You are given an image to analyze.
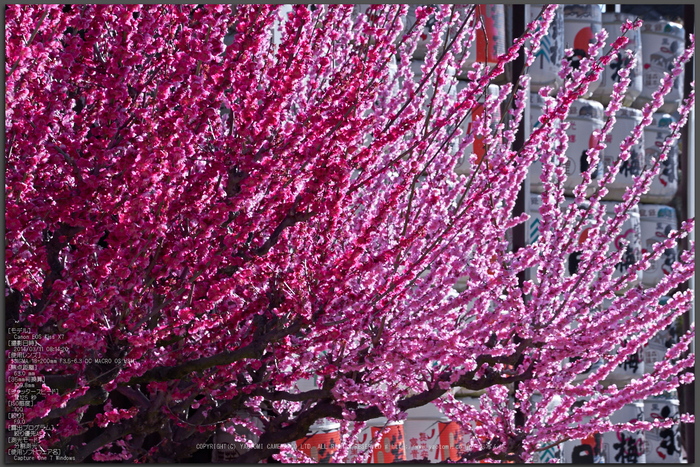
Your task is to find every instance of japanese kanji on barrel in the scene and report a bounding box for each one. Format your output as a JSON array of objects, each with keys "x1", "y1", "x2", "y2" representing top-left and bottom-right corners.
[
  {"x1": 295, "y1": 419, "x2": 341, "y2": 463},
  {"x1": 404, "y1": 403, "x2": 464, "y2": 462},
  {"x1": 643, "y1": 297, "x2": 681, "y2": 374},
  {"x1": 528, "y1": 4, "x2": 565, "y2": 92},
  {"x1": 639, "y1": 113, "x2": 679, "y2": 204},
  {"x1": 602, "y1": 201, "x2": 643, "y2": 292},
  {"x1": 601, "y1": 107, "x2": 645, "y2": 202},
  {"x1": 528, "y1": 91, "x2": 563, "y2": 193},
  {"x1": 643, "y1": 395, "x2": 683, "y2": 462},
  {"x1": 562, "y1": 99, "x2": 605, "y2": 195},
  {"x1": 601, "y1": 402, "x2": 646, "y2": 464},
  {"x1": 562, "y1": 401, "x2": 605, "y2": 464},
  {"x1": 563, "y1": 4, "x2": 603, "y2": 98},
  {"x1": 454, "y1": 82, "x2": 500, "y2": 175},
  {"x1": 591, "y1": 13, "x2": 644, "y2": 107},
  {"x1": 349, "y1": 418, "x2": 406, "y2": 463},
  {"x1": 639, "y1": 204, "x2": 678, "y2": 288},
  {"x1": 633, "y1": 20, "x2": 685, "y2": 114}
]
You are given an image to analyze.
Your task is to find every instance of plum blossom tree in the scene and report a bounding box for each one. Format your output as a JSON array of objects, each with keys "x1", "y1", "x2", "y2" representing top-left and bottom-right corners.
[{"x1": 4, "y1": 4, "x2": 695, "y2": 463}]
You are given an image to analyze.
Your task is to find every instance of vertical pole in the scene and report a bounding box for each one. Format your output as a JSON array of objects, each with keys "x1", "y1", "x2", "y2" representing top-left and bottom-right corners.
[
  {"x1": 510, "y1": 5, "x2": 529, "y2": 447},
  {"x1": 511, "y1": 5, "x2": 530, "y2": 286}
]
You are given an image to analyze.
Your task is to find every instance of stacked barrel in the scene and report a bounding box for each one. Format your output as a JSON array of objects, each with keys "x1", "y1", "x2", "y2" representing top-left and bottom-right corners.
[
  {"x1": 527, "y1": 5, "x2": 686, "y2": 463},
  {"x1": 220, "y1": 6, "x2": 688, "y2": 464}
]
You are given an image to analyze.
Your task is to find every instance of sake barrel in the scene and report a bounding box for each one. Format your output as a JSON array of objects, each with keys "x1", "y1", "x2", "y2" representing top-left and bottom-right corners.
[
  {"x1": 601, "y1": 107, "x2": 645, "y2": 201},
  {"x1": 563, "y1": 400, "x2": 605, "y2": 463},
  {"x1": 405, "y1": 5, "x2": 441, "y2": 60},
  {"x1": 591, "y1": 13, "x2": 644, "y2": 106},
  {"x1": 528, "y1": 91, "x2": 565, "y2": 193},
  {"x1": 457, "y1": 5, "x2": 506, "y2": 80},
  {"x1": 454, "y1": 82, "x2": 500, "y2": 175},
  {"x1": 601, "y1": 402, "x2": 646, "y2": 464},
  {"x1": 639, "y1": 204, "x2": 678, "y2": 288},
  {"x1": 351, "y1": 418, "x2": 406, "y2": 463},
  {"x1": 643, "y1": 397, "x2": 682, "y2": 462},
  {"x1": 634, "y1": 21, "x2": 685, "y2": 114},
  {"x1": 404, "y1": 403, "x2": 463, "y2": 463},
  {"x1": 212, "y1": 413, "x2": 264, "y2": 462},
  {"x1": 602, "y1": 201, "x2": 643, "y2": 291},
  {"x1": 295, "y1": 418, "x2": 341, "y2": 463},
  {"x1": 639, "y1": 113, "x2": 679, "y2": 204},
  {"x1": 528, "y1": 5, "x2": 565, "y2": 92},
  {"x1": 528, "y1": 196, "x2": 596, "y2": 280},
  {"x1": 530, "y1": 394, "x2": 564, "y2": 463},
  {"x1": 643, "y1": 297, "x2": 681, "y2": 374},
  {"x1": 607, "y1": 340, "x2": 645, "y2": 385},
  {"x1": 562, "y1": 99, "x2": 605, "y2": 195},
  {"x1": 354, "y1": 5, "x2": 405, "y2": 46},
  {"x1": 563, "y1": 434, "x2": 605, "y2": 463},
  {"x1": 410, "y1": 60, "x2": 458, "y2": 104},
  {"x1": 563, "y1": 4, "x2": 603, "y2": 97}
]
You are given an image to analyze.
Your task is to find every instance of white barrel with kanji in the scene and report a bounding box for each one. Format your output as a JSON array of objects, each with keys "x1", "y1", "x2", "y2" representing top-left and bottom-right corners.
[
  {"x1": 410, "y1": 60, "x2": 459, "y2": 164},
  {"x1": 639, "y1": 204, "x2": 678, "y2": 288},
  {"x1": 410, "y1": 60, "x2": 457, "y2": 104},
  {"x1": 602, "y1": 402, "x2": 646, "y2": 464},
  {"x1": 454, "y1": 82, "x2": 500, "y2": 175},
  {"x1": 405, "y1": 5, "x2": 440, "y2": 60},
  {"x1": 528, "y1": 196, "x2": 595, "y2": 280},
  {"x1": 563, "y1": 4, "x2": 603, "y2": 98},
  {"x1": 354, "y1": 5, "x2": 405, "y2": 46},
  {"x1": 640, "y1": 113, "x2": 679, "y2": 204},
  {"x1": 350, "y1": 418, "x2": 406, "y2": 463},
  {"x1": 591, "y1": 13, "x2": 643, "y2": 106},
  {"x1": 457, "y1": 5, "x2": 506, "y2": 80},
  {"x1": 528, "y1": 4, "x2": 565, "y2": 92},
  {"x1": 634, "y1": 21, "x2": 685, "y2": 114},
  {"x1": 643, "y1": 297, "x2": 681, "y2": 374},
  {"x1": 607, "y1": 341, "x2": 645, "y2": 385},
  {"x1": 562, "y1": 99, "x2": 605, "y2": 195},
  {"x1": 530, "y1": 394, "x2": 563, "y2": 463},
  {"x1": 404, "y1": 403, "x2": 463, "y2": 463},
  {"x1": 528, "y1": 91, "x2": 562, "y2": 193},
  {"x1": 643, "y1": 397, "x2": 682, "y2": 462},
  {"x1": 602, "y1": 201, "x2": 643, "y2": 291},
  {"x1": 212, "y1": 413, "x2": 265, "y2": 462},
  {"x1": 601, "y1": 107, "x2": 645, "y2": 202},
  {"x1": 563, "y1": 400, "x2": 605, "y2": 463},
  {"x1": 294, "y1": 418, "x2": 341, "y2": 463}
]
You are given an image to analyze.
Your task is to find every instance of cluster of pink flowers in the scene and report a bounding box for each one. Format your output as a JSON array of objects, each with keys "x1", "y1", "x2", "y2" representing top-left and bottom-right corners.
[{"x1": 5, "y1": 4, "x2": 694, "y2": 463}]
